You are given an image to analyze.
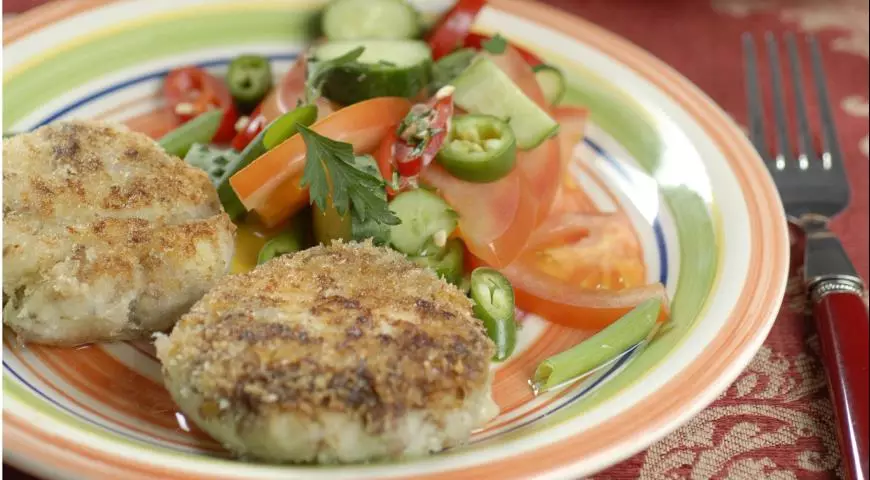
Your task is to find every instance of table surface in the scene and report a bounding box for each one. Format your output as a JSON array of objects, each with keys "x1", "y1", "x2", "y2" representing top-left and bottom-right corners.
[{"x1": 3, "y1": 0, "x2": 868, "y2": 478}]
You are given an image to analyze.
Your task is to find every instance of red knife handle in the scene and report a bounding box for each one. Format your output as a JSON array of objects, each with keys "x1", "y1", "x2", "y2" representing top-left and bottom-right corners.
[{"x1": 811, "y1": 280, "x2": 869, "y2": 480}]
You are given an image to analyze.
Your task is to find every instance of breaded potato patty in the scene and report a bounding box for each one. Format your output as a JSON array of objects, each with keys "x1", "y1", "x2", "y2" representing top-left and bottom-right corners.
[
  {"x1": 156, "y1": 241, "x2": 498, "y2": 463},
  {"x1": 2, "y1": 121, "x2": 235, "y2": 345}
]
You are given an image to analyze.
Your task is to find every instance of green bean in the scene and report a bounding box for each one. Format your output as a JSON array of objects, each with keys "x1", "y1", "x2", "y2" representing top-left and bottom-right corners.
[
  {"x1": 263, "y1": 104, "x2": 318, "y2": 150},
  {"x1": 532, "y1": 298, "x2": 663, "y2": 393}
]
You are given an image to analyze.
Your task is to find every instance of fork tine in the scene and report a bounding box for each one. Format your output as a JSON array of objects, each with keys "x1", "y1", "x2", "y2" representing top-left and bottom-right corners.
[
  {"x1": 742, "y1": 33, "x2": 769, "y2": 162},
  {"x1": 808, "y1": 35, "x2": 841, "y2": 170},
  {"x1": 765, "y1": 32, "x2": 791, "y2": 170},
  {"x1": 785, "y1": 33, "x2": 814, "y2": 170}
]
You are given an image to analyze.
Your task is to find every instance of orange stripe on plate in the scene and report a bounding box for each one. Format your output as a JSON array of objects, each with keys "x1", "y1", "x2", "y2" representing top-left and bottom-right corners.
[
  {"x1": 4, "y1": 340, "x2": 214, "y2": 450},
  {"x1": 44, "y1": 345, "x2": 219, "y2": 446},
  {"x1": 21, "y1": 341, "x2": 219, "y2": 449},
  {"x1": 3, "y1": 413, "x2": 219, "y2": 480},
  {"x1": 3, "y1": 0, "x2": 118, "y2": 45}
]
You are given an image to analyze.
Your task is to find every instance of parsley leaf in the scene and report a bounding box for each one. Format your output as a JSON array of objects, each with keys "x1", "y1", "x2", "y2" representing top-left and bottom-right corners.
[
  {"x1": 298, "y1": 124, "x2": 399, "y2": 227},
  {"x1": 305, "y1": 46, "x2": 365, "y2": 104},
  {"x1": 352, "y1": 215, "x2": 391, "y2": 246},
  {"x1": 482, "y1": 34, "x2": 507, "y2": 55}
]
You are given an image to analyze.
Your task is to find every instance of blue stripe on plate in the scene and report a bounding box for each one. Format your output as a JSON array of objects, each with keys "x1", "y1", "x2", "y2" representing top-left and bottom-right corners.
[{"x1": 584, "y1": 138, "x2": 669, "y2": 284}]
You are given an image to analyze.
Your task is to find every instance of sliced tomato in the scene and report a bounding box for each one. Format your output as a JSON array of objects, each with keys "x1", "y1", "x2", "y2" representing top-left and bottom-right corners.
[
  {"x1": 376, "y1": 92, "x2": 454, "y2": 188},
  {"x1": 230, "y1": 97, "x2": 412, "y2": 227},
  {"x1": 420, "y1": 163, "x2": 536, "y2": 268},
  {"x1": 521, "y1": 214, "x2": 644, "y2": 281},
  {"x1": 230, "y1": 104, "x2": 267, "y2": 151},
  {"x1": 485, "y1": 46, "x2": 548, "y2": 109},
  {"x1": 375, "y1": 128, "x2": 397, "y2": 182},
  {"x1": 426, "y1": 0, "x2": 487, "y2": 59},
  {"x1": 510, "y1": 275, "x2": 668, "y2": 332},
  {"x1": 553, "y1": 106, "x2": 588, "y2": 164},
  {"x1": 394, "y1": 93, "x2": 454, "y2": 177},
  {"x1": 549, "y1": 180, "x2": 599, "y2": 216},
  {"x1": 517, "y1": 138, "x2": 561, "y2": 223},
  {"x1": 494, "y1": 213, "x2": 667, "y2": 331},
  {"x1": 374, "y1": 128, "x2": 413, "y2": 197},
  {"x1": 163, "y1": 66, "x2": 239, "y2": 142},
  {"x1": 487, "y1": 51, "x2": 567, "y2": 223},
  {"x1": 260, "y1": 55, "x2": 337, "y2": 124},
  {"x1": 547, "y1": 106, "x2": 598, "y2": 215},
  {"x1": 464, "y1": 33, "x2": 544, "y2": 67}
]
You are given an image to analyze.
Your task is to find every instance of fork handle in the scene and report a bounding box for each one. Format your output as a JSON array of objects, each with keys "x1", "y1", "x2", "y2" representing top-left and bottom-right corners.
[{"x1": 810, "y1": 278, "x2": 869, "y2": 480}]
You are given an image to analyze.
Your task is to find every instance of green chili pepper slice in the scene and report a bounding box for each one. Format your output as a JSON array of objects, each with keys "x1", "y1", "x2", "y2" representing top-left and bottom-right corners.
[
  {"x1": 470, "y1": 267, "x2": 517, "y2": 361},
  {"x1": 217, "y1": 104, "x2": 318, "y2": 219},
  {"x1": 410, "y1": 238, "x2": 465, "y2": 286},
  {"x1": 226, "y1": 55, "x2": 273, "y2": 108},
  {"x1": 436, "y1": 114, "x2": 517, "y2": 183},
  {"x1": 256, "y1": 212, "x2": 311, "y2": 265},
  {"x1": 257, "y1": 232, "x2": 302, "y2": 265}
]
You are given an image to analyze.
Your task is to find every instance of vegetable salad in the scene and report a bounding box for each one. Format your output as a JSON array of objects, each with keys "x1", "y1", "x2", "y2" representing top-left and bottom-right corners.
[{"x1": 154, "y1": 0, "x2": 669, "y2": 386}]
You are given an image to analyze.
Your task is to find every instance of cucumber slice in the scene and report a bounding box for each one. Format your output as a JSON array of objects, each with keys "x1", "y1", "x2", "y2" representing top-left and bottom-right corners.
[
  {"x1": 322, "y1": 0, "x2": 420, "y2": 40},
  {"x1": 451, "y1": 56, "x2": 559, "y2": 150},
  {"x1": 533, "y1": 64, "x2": 565, "y2": 106},
  {"x1": 388, "y1": 189, "x2": 457, "y2": 255},
  {"x1": 312, "y1": 40, "x2": 432, "y2": 105},
  {"x1": 430, "y1": 48, "x2": 476, "y2": 92}
]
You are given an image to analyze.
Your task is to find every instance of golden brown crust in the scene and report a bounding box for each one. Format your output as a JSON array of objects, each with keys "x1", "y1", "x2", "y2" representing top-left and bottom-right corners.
[
  {"x1": 3, "y1": 120, "x2": 219, "y2": 222},
  {"x1": 2, "y1": 121, "x2": 235, "y2": 345},
  {"x1": 162, "y1": 242, "x2": 494, "y2": 433}
]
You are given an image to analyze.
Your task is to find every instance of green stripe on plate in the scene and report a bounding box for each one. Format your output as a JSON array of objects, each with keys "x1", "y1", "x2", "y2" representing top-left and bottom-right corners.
[{"x1": 3, "y1": 6, "x2": 320, "y2": 125}]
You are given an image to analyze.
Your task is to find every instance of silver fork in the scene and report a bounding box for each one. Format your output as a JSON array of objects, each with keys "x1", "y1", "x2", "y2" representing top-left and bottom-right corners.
[{"x1": 743, "y1": 32, "x2": 868, "y2": 480}]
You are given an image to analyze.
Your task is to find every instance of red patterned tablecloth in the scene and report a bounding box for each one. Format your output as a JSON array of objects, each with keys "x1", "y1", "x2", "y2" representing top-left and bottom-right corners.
[{"x1": 3, "y1": 0, "x2": 868, "y2": 478}]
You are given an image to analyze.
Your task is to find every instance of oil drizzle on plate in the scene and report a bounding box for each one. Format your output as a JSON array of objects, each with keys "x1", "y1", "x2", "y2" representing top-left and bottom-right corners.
[{"x1": 230, "y1": 217, "x2": 283, "y2": 274}]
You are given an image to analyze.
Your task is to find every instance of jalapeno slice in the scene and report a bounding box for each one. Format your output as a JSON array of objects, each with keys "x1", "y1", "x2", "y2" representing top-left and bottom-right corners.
[
  {"x1": 410, "y1": 238, "x2": 465, "y2": 286},
  {"x1": 257, "y1": 230, "x2": 303, "y2": 265},
  {"x1": 470, "y1": 267, "x2": 517, "y2": 361},
  {"x1": 227, "y1": 55, "x2": 273, "y2": 108},
  {"x1": 436, "y1": 114, "x2": 517, "y2": 183}
]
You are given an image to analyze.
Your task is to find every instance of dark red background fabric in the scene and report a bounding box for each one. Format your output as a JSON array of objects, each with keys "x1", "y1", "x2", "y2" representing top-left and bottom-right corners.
[{"x1": 3, "y1": 0, "x2": 867, "y2": 478}]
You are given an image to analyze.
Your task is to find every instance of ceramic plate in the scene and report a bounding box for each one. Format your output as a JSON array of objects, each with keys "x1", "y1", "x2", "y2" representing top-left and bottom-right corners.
[{"x1": 2, "y1": 0, "x2": 790, "y2": 478}]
